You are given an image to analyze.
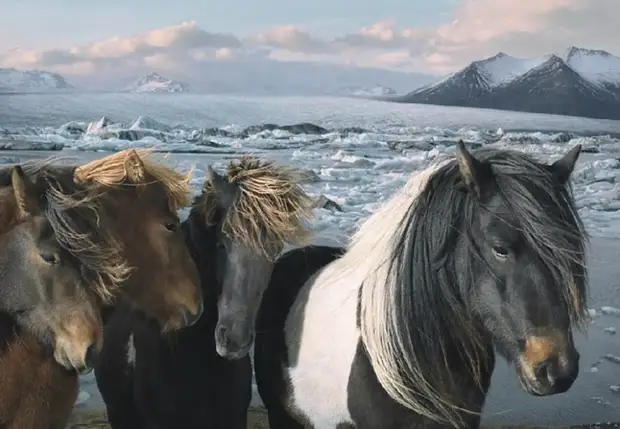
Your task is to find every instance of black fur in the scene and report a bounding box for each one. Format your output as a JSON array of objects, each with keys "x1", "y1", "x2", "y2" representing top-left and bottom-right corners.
[
  {"x1": 254, "y1": 146, "x2": 588, "y2": 429},
  {"x1": 95, "y1": 216, "x2": 252, "y2": 429}
]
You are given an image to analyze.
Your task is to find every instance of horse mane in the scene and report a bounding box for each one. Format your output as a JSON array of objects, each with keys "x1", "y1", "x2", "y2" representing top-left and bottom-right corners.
[
  {"x1": 194, "y1": 156, "x2": 313, "y2": 258},
  {"x1": 345, "y1": 149, "x2": 588, "y2": 426},
  {"x1": 74, "y1": 149, "x2": 192, "y2": 212}
]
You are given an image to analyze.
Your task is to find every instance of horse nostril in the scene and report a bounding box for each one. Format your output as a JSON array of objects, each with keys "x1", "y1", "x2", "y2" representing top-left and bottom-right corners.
[
  {"x1": 215, "y1": 325, "x2": 228, "y2": 347},
  {"x1": 535, "y1": 358, "x2": 559, "y2": 386},
  {"x1": 85, "y1": 344, "x2": 99, "y2": 368}
]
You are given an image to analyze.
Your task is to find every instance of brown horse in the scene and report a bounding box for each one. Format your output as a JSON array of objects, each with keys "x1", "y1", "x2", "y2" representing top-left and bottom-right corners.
[
  {"x1": 27, "y1": 148, "x2": 204, "y2": 330},
  {"x1": 0, "y1": 149, "x2": 203, "y2": 428},
  {"x1": 0, "y1": 166, "x2": 104, "y2": 429}
]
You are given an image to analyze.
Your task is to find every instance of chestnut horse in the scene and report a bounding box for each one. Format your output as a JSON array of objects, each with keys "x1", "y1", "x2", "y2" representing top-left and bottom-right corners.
[
  {"x1": 96, "y1": 157, "x2": 313, "y2": 429},
  {"x1": 0, "y1": 149, "x2": 203, "y2": 428}
]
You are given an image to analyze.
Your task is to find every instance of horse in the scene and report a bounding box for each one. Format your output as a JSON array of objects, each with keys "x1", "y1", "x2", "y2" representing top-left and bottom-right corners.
[
  {"x1": 23, "y1": 148, "x2": 204, "y2": 330},
  {"x1": 0, "y1": 166, "x2": 104, "y2": 428},
  {"x1": 0, "y1": 149, "x2": 203, "y2": 427},
  {"x1": 95, "y1": 156, "x2": 313, "y2": 429},
  {"x1": 254, "y1": 142, "x2": 589, "y2": 429}
]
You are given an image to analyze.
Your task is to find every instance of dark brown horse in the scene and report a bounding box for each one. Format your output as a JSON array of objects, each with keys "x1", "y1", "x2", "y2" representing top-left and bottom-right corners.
[
  {"x1": 0, "y1": 166, "x2": 104, "y2": 429},
  {"x1": 25, "y1": 148, "x2": 204, "y2": 330},
  {"x1": 0, "y1": 149, "x2": 204, "y2": 428}
]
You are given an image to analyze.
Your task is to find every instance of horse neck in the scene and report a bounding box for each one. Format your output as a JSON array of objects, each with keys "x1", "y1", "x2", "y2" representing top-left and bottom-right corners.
[{"x1": 182, "y1": 211, "x2": 221, "y2": 311}]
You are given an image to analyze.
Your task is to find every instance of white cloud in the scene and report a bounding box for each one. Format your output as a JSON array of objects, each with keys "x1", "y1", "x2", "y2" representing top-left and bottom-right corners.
[{"x1": 1, "y1": 0, "x2": 618, "y2": 77}]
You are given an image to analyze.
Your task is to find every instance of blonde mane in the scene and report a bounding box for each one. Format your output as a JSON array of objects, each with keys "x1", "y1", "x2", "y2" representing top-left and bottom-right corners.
[
  {"x1": 196, "y1": 156, "x2": 313, "y2": 259},
  {"x1": 74, "y1": 149, "x2": 192, "y2": 212}
]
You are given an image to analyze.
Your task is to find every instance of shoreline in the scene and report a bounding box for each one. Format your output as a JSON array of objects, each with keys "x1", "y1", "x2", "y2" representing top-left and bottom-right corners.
[{"x1": 66, "y1": 407, "x2": 620, "y2": 429}]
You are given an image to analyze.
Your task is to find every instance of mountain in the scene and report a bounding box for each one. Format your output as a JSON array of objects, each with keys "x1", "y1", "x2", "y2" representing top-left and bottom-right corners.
[
  {"x1": 565, "y1": 46, "x2": 620, "y2": 93},
  {"x1": 0, "y1": 68, "x2": 73, "y2": 93},
  {"x1": 64, "y1": 59, "x2": 436, "y2": 96},
  {"x1": 398, "y1": 47, "x2": 620, "y2": 120},
  {"x1": 124, "y1": 73, "x2": 190, "y2": 93},
  {"x1": 472, "y1": 55, "x2": 619, "y2": 119}
]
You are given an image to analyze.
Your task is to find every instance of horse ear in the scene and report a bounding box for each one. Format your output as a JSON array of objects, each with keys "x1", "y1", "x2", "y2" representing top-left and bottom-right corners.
[
  {"x1": 455, "y1": 140, "x2": 492, "y2": 198},
  {"x1": 124, "y1": 149, "x2": 146, "y2": 184},
  {"x1": 11, "y1": 166, "x2": 39, "y2": 218},
  {"x1": 548, "y1": 144, "x2": 581, "y2": 184},
  {"x1": 206, "y1": 165, "x2": 237, "y2": 209}
]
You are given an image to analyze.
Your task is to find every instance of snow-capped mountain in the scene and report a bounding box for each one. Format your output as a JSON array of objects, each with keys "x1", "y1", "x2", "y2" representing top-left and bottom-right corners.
[
  {"x1": 473, "y1": 55, "x2": 619, "y2": 119},
  {"x1": 125, "y1": 73, "x2": 190, "y2": 93},
  {"x1": 399, "y1": 47, "x2": 620, "y2": 120},
  {"x1": 565, "y1": 46, "x2": 620, "y2": 92},
  {"x1": 402, "y1": 53, "x2": 549, "y2": 106},
  {"x1": 0, "y1": 68, "x2": 73, "y2": 93}
]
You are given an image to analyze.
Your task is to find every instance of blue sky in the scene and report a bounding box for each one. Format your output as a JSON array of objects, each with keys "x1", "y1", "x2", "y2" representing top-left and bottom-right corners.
[
  {"x1": 1, "y1": 0, "x2": 459, "y2": 50},
  {"x1": 0, "y1": 0, "x2": 616, "y2": 77}
]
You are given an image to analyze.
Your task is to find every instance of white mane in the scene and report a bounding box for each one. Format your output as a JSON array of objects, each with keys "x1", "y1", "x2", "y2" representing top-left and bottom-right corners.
[
  {"x1": 335, "y1": 158, "x2": 464, "y2": 424},
  {"x1": 337, "y1": 159, "x2": 449, "y2": 276}
]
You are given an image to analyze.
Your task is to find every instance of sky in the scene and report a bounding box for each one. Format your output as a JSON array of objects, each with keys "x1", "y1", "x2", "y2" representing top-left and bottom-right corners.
[{"x1": 0, "y1": 0, "x2": 618, "y2": 78}]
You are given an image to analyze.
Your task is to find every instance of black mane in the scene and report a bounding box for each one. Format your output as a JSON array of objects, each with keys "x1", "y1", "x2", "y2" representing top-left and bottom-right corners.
[{"x1": 378, "y1": 148, "x2": 588, "y2": 423}]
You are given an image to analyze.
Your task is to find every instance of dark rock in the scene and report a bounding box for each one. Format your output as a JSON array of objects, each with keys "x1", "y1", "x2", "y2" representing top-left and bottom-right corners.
[
  {"x1": 242, "y1": 123, "x2": 329, "y2": 137},
  {"x1": 338, "y1": 126, "x2": 369, "y2": 134},
  {"x1": 242, "y1": 124, "x2": 279, "y2": 136},
  {"x1": 582, "y1": 146, "x2": 600, "y2": 153},
  {"x1": 199, "y1": 127, "x2": 235, "y2": 138},
  {"x1": 280, "y1": 123, "x2": 329, "y2": 135},
  {"x1": 313, "y1": 195, "x2": 342, "y2": 212},
  {"x1": 300, "y1": 169, "x2": 321, "y2": 183}
]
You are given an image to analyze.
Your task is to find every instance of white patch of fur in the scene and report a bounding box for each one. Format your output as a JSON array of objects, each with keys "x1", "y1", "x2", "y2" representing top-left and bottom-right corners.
[
  {"x1": 285, "y1": 161, "x2": 447, "y2": 428},
  {"x1": 126, "y1": 333, "x2": 136, "y2": 367}
]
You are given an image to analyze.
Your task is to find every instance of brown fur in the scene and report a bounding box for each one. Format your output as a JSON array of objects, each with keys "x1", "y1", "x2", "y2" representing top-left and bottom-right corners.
[
  {"x1": 0, "y1": 327, "x2": 78, "y2": 429},
  {"x1": 522, "y1": 331, "x2": 568, "y2": 371},
  {"x1": 22, "y1": 149, "x2": 201, "y2": 330},
  {"x1": 195, "y1": 156, "x2": 313, "y2": 259},
  {"x1": 0, "y1": 169, "x2": 101, "y2": 429},
  {"x1": 0, "y1": 149, "x2": 199, "y2": 428}
]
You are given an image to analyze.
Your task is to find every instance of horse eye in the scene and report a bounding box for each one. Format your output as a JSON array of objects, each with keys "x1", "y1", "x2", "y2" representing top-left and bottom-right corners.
[
  {"x1": 40, "y1": 253, "x2": 60, "y2": 265},
  {"x1": 164, "y1": 222, "x2": 178, "y2": 232},
  {"x1": 492, "y1": 246, "x2": 509, "y2": 260}
]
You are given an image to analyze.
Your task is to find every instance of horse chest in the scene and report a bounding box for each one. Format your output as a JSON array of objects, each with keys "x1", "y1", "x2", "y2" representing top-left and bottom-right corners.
[{"x1": 284, "y1": 269, "x2": 362, "y2": 428}]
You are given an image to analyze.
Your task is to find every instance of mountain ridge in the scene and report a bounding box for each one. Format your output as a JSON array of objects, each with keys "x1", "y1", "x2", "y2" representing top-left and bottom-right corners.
[
  {"x1": 398, "y1": 47, "x2": 620, "y2": 120},
  {"x1": 0, "y1": 68, "x2": 73, "y2": 93}
]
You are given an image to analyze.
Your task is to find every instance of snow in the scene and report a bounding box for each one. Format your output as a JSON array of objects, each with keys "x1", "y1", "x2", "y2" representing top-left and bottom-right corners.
[
  {"x1": 565, "y1": 47, "x2": 620, "y2": 87},
  {"x1": 0, "y1": 68, "x2": 72, "y2": 93},
  {"x1": 478, "y1": 53, "x2": 548, "y2": 87},
  {"x1": 125, "y1": 72, "x2": 189, "y2": 93}
]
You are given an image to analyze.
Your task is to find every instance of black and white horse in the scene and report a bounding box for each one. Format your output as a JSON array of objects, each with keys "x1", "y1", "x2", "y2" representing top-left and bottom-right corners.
[{"x1": 255, "y1": 142, "x2": 589, "y2": 429}]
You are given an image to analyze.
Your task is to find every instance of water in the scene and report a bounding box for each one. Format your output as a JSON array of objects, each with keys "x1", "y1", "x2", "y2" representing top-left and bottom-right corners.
[{"x1": 3, "y1": 93, "x2": 620, "y2": 426}]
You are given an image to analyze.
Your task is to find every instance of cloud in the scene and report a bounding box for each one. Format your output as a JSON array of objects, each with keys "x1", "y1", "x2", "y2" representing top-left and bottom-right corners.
[{"x1": 1, "y1": 0, "x2": 618, "y2": 77}]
